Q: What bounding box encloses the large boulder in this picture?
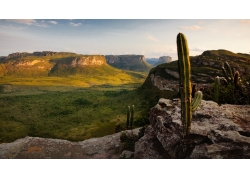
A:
[135,98,250,158]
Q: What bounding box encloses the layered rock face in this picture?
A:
[105,55,152,71]
[134,98,250,158]
[67,56,106,67]
[0,53,107,77]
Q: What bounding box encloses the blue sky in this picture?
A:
[1,19,250,60]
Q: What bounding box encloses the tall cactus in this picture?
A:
[177,33,192,138]
[130,105,134,128]
[126,106,130,129]
[214,76,220,103]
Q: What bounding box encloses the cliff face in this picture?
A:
[70,56,105,66]
[0,52,108,77]
[154,56,172,66]
[105,55,152,72]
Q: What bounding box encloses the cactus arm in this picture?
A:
[192,91,203,111]
[224,61,234,84]
[222,67,230,83]
[177,33,192,138]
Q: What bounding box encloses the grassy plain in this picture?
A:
[0,82,177,143]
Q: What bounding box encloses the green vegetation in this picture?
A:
[203,61,250,105]
[0,82,178,143]
[177,33,192,138]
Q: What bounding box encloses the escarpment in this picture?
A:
[105,55,152,72]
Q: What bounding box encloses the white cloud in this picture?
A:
[178,25,202,30]
[49,21,58,25]
[69,22,82,27]
[147,34,161,43]
[6,19,37,25]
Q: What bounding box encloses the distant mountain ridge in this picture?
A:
[0,52,148,87]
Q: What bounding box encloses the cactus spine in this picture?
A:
[192,91,203,111]
[214,76,220,103]
[130,105,134,128]
[126,106,130,129]
[177,33,192,138]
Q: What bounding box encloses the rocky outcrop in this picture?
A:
[149,73,179,91]
[0,128,140,159]
[68,56,106,67]
[134,98,250,158]
[105,55,152,72]
[0,54,108,77]
[154,56,172,66]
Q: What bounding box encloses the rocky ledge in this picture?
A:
[0,128,139,159]
[134,99,250,158]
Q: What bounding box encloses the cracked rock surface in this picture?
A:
[134,98,250,159]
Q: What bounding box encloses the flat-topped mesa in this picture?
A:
[0,51,77,60]
[70,56,106,67]
[105,55,146,64]
[154,56,172,66]
[105,55,152,72]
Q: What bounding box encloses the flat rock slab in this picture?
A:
[0,128,139,159]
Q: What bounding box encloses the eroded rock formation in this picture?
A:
[105,55,152,71]
[154,56,172,66]
[134,98,250,158]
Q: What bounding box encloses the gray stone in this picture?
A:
[134,125,170,159]
[144,98,250,159]
[119,150,134,159]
